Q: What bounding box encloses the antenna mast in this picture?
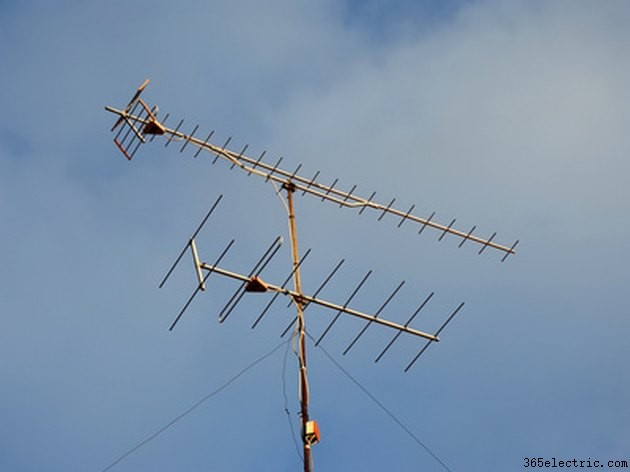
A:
[285,182,315,471]
[105,80,517,471]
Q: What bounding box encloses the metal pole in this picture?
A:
[285,183,312,472]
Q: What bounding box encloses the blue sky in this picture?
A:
[1,1,629,471]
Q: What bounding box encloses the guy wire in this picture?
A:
[306,331,454,472]
[100,339,289,471]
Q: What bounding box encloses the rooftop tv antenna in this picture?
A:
[105,79,517,471]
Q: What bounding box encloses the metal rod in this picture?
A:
[315,270,372,346]
[128,137,143,159]
[322,178,339,201]
[458,226,476,248]
[180,124,199,153]
[266,157,283,181]
[165,119,184,147]
[213,137,231,164]
[342,280,405,355]
[194,130,214,158]
[158,194,223,289]
[404,301,464,372]
[285,256,345,309]
[115,101,143,145]
[478,232,497,254]
[249,150,266,175]
[359,191,377,215]
[378,198,396,221]
[285,185,313,472]
[439,218,456,241]
[310,260,346,303]
[218,236,283,323]
[114,118,139,156]
[303,170,320,195]
[418,211,435,235]
[231,144,249,169]
[341,184,357,207]
[281,258,345,336]
[501,240,520,262]
[189,238,205,290]
[290,164,303,181]
[168,239,235,331]
[113,138,133,161]
[375,291,434,363]
[397,204,416,228]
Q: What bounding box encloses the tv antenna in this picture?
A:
[105,79,517,471]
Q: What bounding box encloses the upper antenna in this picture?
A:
[105,80,518,471]
[105,81,518,260]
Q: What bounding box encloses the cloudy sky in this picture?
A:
[1,0,629,471]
